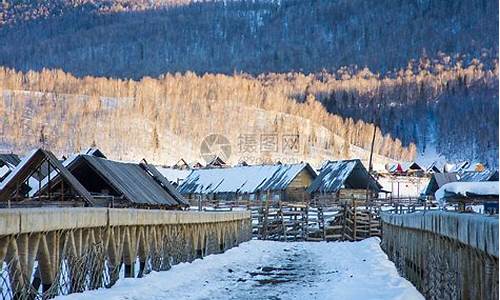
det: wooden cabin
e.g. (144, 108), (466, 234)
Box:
(35, 154), (188, 209)
(173, 158), (190, 170)
(178, 163), (317, 203)
(426, 161), (442, 173)
(190, 161), (204, 169)
(0, 149), (94, 207)
(402, 162), (425, 177)
(436, 181), (499, 213)
(307, 159), (382, 203)
(422, 173), (458, 199)
(421, 170), (497, 200)
(205, 156), (227, 168)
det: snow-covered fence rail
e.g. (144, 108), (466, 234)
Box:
(381, 211), (498, 300)
(0, 208), (251, 299)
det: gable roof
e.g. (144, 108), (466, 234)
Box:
(178, 163), (316, 195)
(139, 160), (188, 206)
(173, 158), (190, 170)
(402, 162), (423, 172)
(206, 156), (227, 168)
(0, 149), (95, 204)
(190, 162), (204, 169)
(0, 154), (21, 168)
(81, 147), (107, 158)
(425, 161), (441, 173)
(62, 155), (187, 207)
(444, 161), (470, 173)
(0, 154), (21, 181)
(236, 160), (249, 167)
(307, 159), (381, 194)
(423, 173), (458, 196)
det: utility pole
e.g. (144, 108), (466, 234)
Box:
(368, 125), (376, 173)
(368, 102), (381, 174)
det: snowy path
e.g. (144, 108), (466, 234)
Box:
(56, 238), (423, 300)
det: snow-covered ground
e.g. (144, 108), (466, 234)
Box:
(56, 238), (423, 300)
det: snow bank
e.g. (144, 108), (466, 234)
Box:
(56, 238), (422, 300)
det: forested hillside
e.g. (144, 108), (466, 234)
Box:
(0, 0), (496, 77)
(0, 68), (411, 167)
(0, 0), (497, 166)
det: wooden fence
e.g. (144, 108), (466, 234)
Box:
(191, 198), (389, 241)
(381, 211), (499, 300)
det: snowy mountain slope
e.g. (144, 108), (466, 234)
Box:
(0, 0), (497, 167)
(0, 89), (396, 169)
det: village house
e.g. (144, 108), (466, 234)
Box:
(401, 162), (425, 177)
(421, 173), (458, 199)
(436, 181), (499, 213)
(425, 161), (442, 173)
(307, 159), (382, 202)
(385, 161), (426, 177)
(205, 156), (227, 168)
(172, 158), (191, 170)
(0, 149), (95, 207)
(177, 163), (317, 202)
(422, 169), (498, 200)
(34, 153), (188, 209)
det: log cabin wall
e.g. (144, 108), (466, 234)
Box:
(284, 169), (315, 202)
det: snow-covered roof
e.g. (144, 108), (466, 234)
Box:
(435, 181), (499, 206)
(444, 161), (470, 173)
(425, 161), (441, 173)
(458, 170), (498, 182)
(422, 173), (458, 196)
(462, 162), (486, 172)
(81, 147), (107, 158)
(156, 167), (191, 184)
(0, 165), (10, 179)
(307, 159), (381, 194)
(178, 163), (315, 195)
(401, 162), (423, 172)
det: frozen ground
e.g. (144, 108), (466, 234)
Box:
(56, 238), (423, 300)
